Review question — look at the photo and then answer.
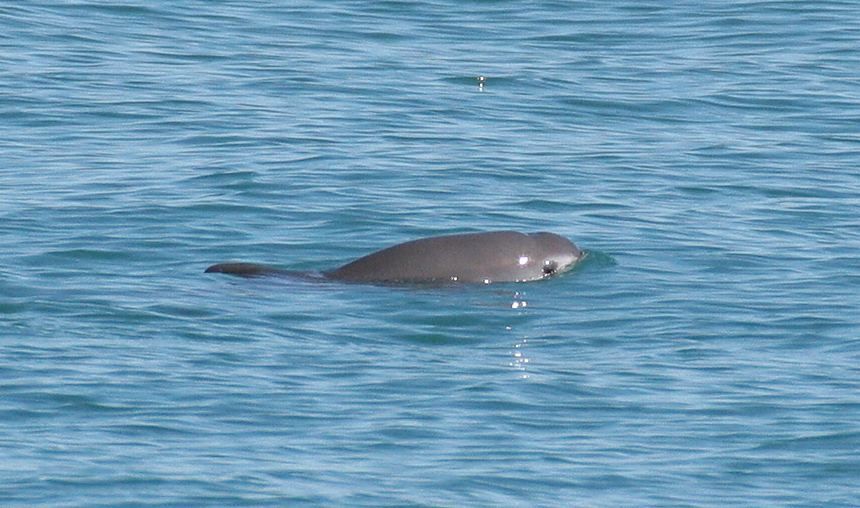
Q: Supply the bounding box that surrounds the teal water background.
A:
[2,1,860,506]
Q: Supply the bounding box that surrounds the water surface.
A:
[2,1,860,506]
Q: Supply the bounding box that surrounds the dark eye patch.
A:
[542,261,558,275]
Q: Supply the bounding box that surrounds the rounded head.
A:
[525,232,584,279]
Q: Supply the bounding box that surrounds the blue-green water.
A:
[3,1,860,506]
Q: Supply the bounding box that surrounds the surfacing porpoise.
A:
[205,231,584,284]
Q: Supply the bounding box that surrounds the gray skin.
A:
[205,231,584,284]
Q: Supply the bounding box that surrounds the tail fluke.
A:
[205,263,292,278]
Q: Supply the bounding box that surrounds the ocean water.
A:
[2,1,860,506]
